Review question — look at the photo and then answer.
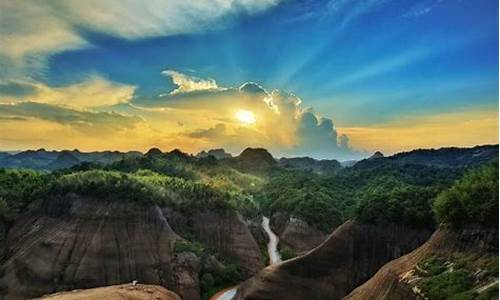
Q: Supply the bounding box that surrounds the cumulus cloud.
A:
[162,70,220,95]
[133,70,364,160]
[0,0,280,80]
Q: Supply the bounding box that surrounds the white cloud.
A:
[0,77,136,109]
[0,0,280,80]
[161,70,220,95]
[136,70,365,160]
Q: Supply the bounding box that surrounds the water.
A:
[211,216,281,300]
[262,216,282,264]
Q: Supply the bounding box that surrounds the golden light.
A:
[235,109,256,124]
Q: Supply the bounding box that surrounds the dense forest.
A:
[0,145,497,233]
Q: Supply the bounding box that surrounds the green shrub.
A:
[419,269,474,300]
[174,239,204,256]
[433,162,498,227]
[280,246,297,260]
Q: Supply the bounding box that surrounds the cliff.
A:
[235,220,432,300]
[344,225,499,300]
[0,195,263,300]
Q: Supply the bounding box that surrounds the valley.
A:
[0,145,497,300]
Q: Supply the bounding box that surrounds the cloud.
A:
[0,101,142,131]
[188,123,227,139]
[162,70,220,95]
[0,0,280,80]
[0,77,136,109]
[134,70,365,159]
[402,0,443,18]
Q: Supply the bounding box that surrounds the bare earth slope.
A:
[235,220,432,300]
[36,283,181,300]
[0,195,182,300]
[344,225,499,300]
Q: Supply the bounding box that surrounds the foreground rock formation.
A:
[0,195,263,300]
[235,220,432,300]
[345,225,498,300]
[36,283,181,300]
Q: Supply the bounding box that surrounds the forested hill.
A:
[1,144,497,171]
[355,144,498,169]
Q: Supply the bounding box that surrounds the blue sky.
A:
[45,0,498,125]
[0,0,498,158]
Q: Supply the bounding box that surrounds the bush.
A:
[419,270,474,300]
[433,162,498,227]
[174,239,204,256]
[280,246,297,260]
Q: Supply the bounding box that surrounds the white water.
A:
[262,216,282,264]
[215,288,237,300]
[211,216,281,300]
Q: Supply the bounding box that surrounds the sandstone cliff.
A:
[344,225,499,300]
[0,195,185,300]
[235,220,432,300]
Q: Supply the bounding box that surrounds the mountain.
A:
[278,157,341,175]
[196,149,232,160]
[229,147,277,173]
[0,149,142,170]
[368,151,384,159]
[48,151,81,170]
[355,144,498,169]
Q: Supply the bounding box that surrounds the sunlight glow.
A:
[235,110,256,124]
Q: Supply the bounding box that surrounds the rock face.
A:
[235,220,432,300]
[344,225,499,300]
[191,211,264,275]
[278,217,326,254]
[36,283,181,300]
[0,195,196,300]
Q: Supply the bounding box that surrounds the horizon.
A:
[0,0,498,161]
[1,143,498,162]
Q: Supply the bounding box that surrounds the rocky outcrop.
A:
[235,220,432,300]
[279,217,326,254]
[172,252,200,300]
[36,283,181,300]
[191,211,264,275]
[0,195,196,300]
[344,225,499,300]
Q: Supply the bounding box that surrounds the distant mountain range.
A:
[0,144,497,171]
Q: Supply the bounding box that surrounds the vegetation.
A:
[200,263,244,300]
[174,239,205,256]
[279,246,297,260]
[416,255,498,300]
[433,162,498,228]
[0,169,52,220]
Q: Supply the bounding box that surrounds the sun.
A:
[235,109,256,124]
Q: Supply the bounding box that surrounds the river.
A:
[210,216,281,300]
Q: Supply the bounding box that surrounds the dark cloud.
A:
[0,101,142,130]
[188,123,226,139]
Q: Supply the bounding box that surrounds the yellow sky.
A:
[339,109,499,155]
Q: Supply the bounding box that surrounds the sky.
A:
[0,0,498,160]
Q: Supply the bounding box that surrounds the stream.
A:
[210,216,281,300]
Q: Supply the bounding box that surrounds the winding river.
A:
[210,216,281,300]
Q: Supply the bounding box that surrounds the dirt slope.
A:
[235,220,432,300]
